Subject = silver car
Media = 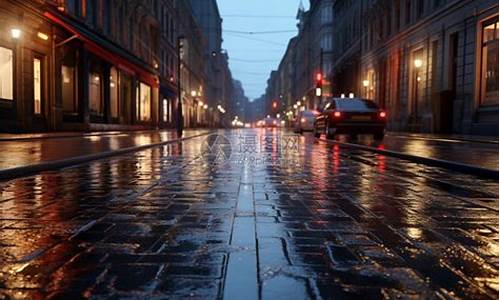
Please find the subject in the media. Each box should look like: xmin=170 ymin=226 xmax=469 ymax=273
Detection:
xmin=294 ymin=110 xmax=319 ymax=133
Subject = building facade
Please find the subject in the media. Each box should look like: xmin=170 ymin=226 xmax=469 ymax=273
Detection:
xmin=264 ymin=0 xmax=335 ymax=122
xmin=188 ymin=0 xmax=233 ymax=127
xmin=266 ymin=0 xmax=498 ymax=136
xmin=0 ymin=0 xmax=225 ymax=132
xmin=359 ymin=0 xmax=498 ymax=135
xmin=331 ymin=0 xmax=362 ymax=98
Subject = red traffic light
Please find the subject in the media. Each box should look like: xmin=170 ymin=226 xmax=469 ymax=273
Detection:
xmin=316 ymin=73 xmax=323 ymax=82
xmin=272 ymin=101 xmax=278 ymax=109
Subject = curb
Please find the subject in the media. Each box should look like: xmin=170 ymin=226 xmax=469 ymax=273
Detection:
xmin=318 ymin=138 xmax=499 ymax=180
xmin=0 ymin=130 xmax=160 ymax=142
xmin=0 ymin=132 xmax=211 ymax=182
xmin=387 ymin=133 xmax=499 ymax=145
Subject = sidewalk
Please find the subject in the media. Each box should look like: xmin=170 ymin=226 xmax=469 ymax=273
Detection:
xmin=0 ymin=130 xmax=154 ymax=142
xmin=338 ymin=132 xmax=499 ymax=171
xmin=0 ymin=129 xmax=208 ymax=173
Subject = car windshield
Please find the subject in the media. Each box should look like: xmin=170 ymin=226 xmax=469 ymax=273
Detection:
xmin=335 ymin=99 xmax=379 ymax=110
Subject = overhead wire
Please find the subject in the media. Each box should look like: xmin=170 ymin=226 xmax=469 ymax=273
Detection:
xmin=224 ymin=32 xmax=286 ymax=46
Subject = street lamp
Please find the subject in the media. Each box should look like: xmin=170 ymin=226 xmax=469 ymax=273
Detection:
xmin=11 ymin=28 xmax=21 ymax=39
xmin=414 ymin=59 xmax=423 ymax=68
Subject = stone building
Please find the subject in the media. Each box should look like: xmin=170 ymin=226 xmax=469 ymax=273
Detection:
xmin=0 ymin=0 xmax=213 ymax=132
xmin=264 ymin=0 xmax=335 ymax=117
xmin=175 ymin=0 xmax=207 ymax=128
xmin=360 ymin=0 xmax=498 ymax=135
xmin=188 ymin=0 xmax=233 ymax=127
xmin=331 ymin=0 xmax=363 ymax=97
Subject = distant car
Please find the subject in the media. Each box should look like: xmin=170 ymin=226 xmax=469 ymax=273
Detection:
xmin=313 ymin=98 xmax=387 ymax=140
xmin=294 ymin=110 xmax=319 ymax=133
xmin=263 ymin=117 xmax=279 ymax=128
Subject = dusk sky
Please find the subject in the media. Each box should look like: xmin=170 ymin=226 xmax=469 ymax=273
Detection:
xmin=217 ymin=0 xmax=309 ymax=100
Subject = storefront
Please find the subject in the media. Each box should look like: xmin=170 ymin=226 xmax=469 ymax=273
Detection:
xmin=0 ymin=2 xmax=160 ymax=132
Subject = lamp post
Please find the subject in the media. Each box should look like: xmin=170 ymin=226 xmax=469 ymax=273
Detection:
xmin=413 ymin=59 xmax=423 ymax=124
xmin=177 ymin=36 xmax=185 ymax=137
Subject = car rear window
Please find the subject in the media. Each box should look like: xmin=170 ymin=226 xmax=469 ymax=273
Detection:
xmin=335 ymin=99 xmax=379 ymax=110
xmin=303 ymin=110 xmax=319 ymax=117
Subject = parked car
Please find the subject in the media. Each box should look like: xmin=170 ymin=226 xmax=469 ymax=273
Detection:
xmin=313 ymin=98 xmax=387 ymax=140
xmin=294 ymin=110 xmax=319 ymax=133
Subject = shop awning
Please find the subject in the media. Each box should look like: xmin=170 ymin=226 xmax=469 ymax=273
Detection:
xmin=44 ymin=10 xmax=159 ymax=88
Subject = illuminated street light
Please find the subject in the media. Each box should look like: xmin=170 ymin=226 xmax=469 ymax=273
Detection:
xmin=341 ymin=93 xmax=345 ymax=98
xmin=37 ymin=32 xmax=49 ymax=41
xmin=414 ymin=59 xmax=423 ymax=68
xmin=362 ymin=80 xmax=369 ymax=87
xmin=191 ymin=90 xmax=197 ymax=97
xmin=297 ymin=101 xmax=301 ymax=106
xmin=11 ymin=28 xmax=21 ymax=39
xmin=198 ymin=100 xmax=204 ymax=106
xmin=349 ymin=93 xmax=355 ymax=98
xmin=203 ymin=104 xmax=208 ymax=109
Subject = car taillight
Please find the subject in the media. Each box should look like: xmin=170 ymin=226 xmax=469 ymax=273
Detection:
xmin=273 ymin=120 xmax=277 ymax=125
xmin=301 ymin=117 xmax=306 ymax=123
xmin=379 ymin=111 xmax=387 ymax=118
xmin=333 ymin=111 xmax=342 ymax=118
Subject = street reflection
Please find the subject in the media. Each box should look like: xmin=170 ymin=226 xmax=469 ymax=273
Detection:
xmin=0 ymin=129 xmax=497 ymax=298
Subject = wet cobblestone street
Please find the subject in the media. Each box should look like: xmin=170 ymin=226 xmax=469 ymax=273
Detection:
xmin=0 ymin=129 xmax=498 ymax=299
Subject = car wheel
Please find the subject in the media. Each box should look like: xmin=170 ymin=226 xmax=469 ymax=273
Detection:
xmin=326 ymin=122 xmax=335 ymax=139
xmin=374 ymin=131 xmax=385 ymax=140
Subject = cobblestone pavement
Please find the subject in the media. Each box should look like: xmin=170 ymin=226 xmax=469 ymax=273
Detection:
xmin=0 ymin=129 xmax=497 ymax=299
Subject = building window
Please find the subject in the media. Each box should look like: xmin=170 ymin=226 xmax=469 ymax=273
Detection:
xmin=320 ymin=34 xmax=332 ymax=51
xmin=89 ymin=72 xmax=103 ymax=115
xmin=66 ymin=0 xmax=76 ymax=14
xmin=320 ymin=5 xmax=332 ymax=24
xmin=416 ymin=0 xmax=424 ymax=19
xmin=0 ymin=47 xmax=13 ymax=101
xmin=136 ymin=82 xmax=151 ymax=122
xmin=395 ymin=3 xmax=400 ymax=32
xmin=110 ymin=67 xmax=119 ymax=118
xmin=62 ymin=64 xmax=77 ymax=113
xmin=33 ymin=58 xmax=42 ymax=115
xmin=479 ymin=17 xmax=499 ymax=105
xmin=386 ymin=11 xmax=392 ymax=37
xmin=405 ymin=1 xmax=411 ymax=25
xmin=80 ymin=0 xmax=86 ymax=17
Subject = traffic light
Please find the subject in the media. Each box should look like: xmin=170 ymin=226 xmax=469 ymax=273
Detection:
xmin=272 ymin=101 xmax=278 ymax=110
xmin=315 ymin=72 xmax=323 ymax=97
